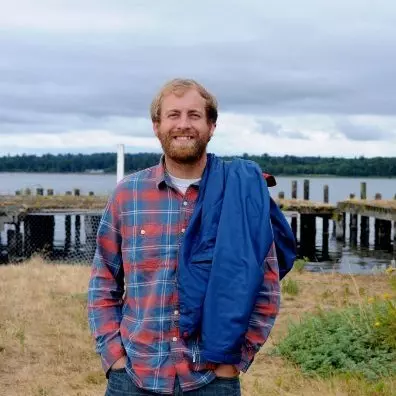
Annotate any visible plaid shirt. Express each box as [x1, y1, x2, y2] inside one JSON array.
[[88, 159, 280, 394]]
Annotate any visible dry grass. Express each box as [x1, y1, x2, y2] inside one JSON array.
[[0, 258, 394, 395], [0, 195, 108, 214]]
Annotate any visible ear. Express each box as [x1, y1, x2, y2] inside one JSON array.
[[209, 122, 216, 138]]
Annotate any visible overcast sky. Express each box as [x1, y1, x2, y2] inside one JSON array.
[[1, 0, 396, 157]]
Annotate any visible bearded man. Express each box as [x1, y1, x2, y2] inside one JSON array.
[[88, 79, 280, 396]]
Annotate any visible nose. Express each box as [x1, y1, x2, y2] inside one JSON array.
[[175, 113, 191, 130]]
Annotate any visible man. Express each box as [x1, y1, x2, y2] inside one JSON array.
[[88, 78, 280, 395]]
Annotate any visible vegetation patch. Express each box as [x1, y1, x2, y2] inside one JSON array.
[[281, 278, 300, 296], [275, 297, 396, 380]]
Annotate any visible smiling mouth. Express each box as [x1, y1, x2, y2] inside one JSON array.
[[173, 136, 194, 140]]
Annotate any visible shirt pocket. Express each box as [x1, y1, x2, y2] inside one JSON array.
[[122, 223, 166, 268]]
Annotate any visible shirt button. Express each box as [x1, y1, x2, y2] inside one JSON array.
[[183, 201, 188, 206], [140, 229, 146, 235], [174, 310, 179, 315], [181, 228, 185, 233], [172, 337, 178, 342]]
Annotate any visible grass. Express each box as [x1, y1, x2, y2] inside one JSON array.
[[0, 257, 395, 395], [281, 278, 300, 296]]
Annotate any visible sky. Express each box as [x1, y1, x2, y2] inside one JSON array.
[[1, 0, 396, 158]]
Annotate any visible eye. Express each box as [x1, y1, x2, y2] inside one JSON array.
[[190, 113, 201, 119], [168, 112, 179, 119]]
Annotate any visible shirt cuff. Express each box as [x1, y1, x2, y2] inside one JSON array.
[[235, 342, 258, 373]]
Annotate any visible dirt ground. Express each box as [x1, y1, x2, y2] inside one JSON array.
[[0, 257, 394, 396]]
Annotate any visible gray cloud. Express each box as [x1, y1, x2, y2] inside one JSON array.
[[281, 130, 309, 140], [256, 120, 282, 135], [1, 0, 396, 142], [335, 119, 395, 141], [256, 119, 308, 140]]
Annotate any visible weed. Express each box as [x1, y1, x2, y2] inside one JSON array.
[[15, 327, 26, 350], [281, 278, 299, 296], [36, 386, 50, 396], [293, 258, 308, 274], [275, 298, 396, 380]]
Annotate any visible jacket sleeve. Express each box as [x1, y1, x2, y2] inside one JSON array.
[[236, 243, 280, 372], [87, 190, 125, 375]]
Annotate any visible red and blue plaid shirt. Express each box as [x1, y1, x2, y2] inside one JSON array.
[[88, 159, 280, 394]]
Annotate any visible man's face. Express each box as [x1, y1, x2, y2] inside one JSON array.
[[153, 89, 216, 164]]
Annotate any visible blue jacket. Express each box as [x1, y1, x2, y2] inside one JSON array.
[[178, 154, 274, 364]]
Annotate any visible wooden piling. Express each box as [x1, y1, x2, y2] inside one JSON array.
[[374, 193, 382, 249], [360, 182, 367, 200], [278, 191, 285, 200], [75, 215, 81, 250], [36, 188, 44, 196], [47, 189, 54, 196], [303, 180, 310, 201], [7, 229, 17, 258], [291, 181, 297, 199], [89, 191, 95, 196], [24, 188, 31, 196], [323, 185, 329, 204], [24, 215, 55, 258], [394, 194, 396, 248], [65, 191, 72, 196], [322, 216, 330, 259], [360, 182, 369, 247], [360, 216, 370, 247], [350, 213, 358, 246], [291, 215, 297, 241], [64, 215, 71, 255], [73, 189, 80, 196], [377, 220, 392, 250], [300, 214, 316, 258], [15, 221, 22, 257]]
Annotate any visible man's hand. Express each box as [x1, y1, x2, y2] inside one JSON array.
[[111, 356, 127, 370], [214, 364, 240, 378]]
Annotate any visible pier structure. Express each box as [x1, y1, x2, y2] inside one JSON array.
[[0, 181, 395, 264], [0, 189, 106, 264], [276, 180, 395, 259]]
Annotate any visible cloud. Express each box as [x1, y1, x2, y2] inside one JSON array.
[[1, 0, 396, 156], [255, 119, 308, 140], [335, 118, 396, 141]]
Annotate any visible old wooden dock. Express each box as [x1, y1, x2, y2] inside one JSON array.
[[0, 181, 395, 264]]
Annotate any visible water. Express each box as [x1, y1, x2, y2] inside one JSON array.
[[1, 172, 395, 273]]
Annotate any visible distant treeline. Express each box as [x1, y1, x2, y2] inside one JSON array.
[[1, 153, 395, 177]]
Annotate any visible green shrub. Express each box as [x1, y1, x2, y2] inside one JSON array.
[[281, 278, 299, 296], [293, 258, 308, 273], [275, 299, 396, 380]]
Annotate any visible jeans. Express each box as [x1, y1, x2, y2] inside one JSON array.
[[105, 368, 241, 396]]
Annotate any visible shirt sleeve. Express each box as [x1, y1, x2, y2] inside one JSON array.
[[236, 243, 281, 372], [87, 190, 126, 375]]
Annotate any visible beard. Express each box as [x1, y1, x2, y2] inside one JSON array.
[[157, 128, 211, 164]]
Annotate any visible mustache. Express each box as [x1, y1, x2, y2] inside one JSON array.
[[169, 129, 198, 138]]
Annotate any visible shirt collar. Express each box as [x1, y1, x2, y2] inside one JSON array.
[[154, 155, 202, 190], [154, 155, 167, 189]]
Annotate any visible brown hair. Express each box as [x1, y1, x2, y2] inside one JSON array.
[[150, 78, 218, 124]]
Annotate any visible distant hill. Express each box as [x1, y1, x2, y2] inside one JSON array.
[[0, 152, 395, 177]]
